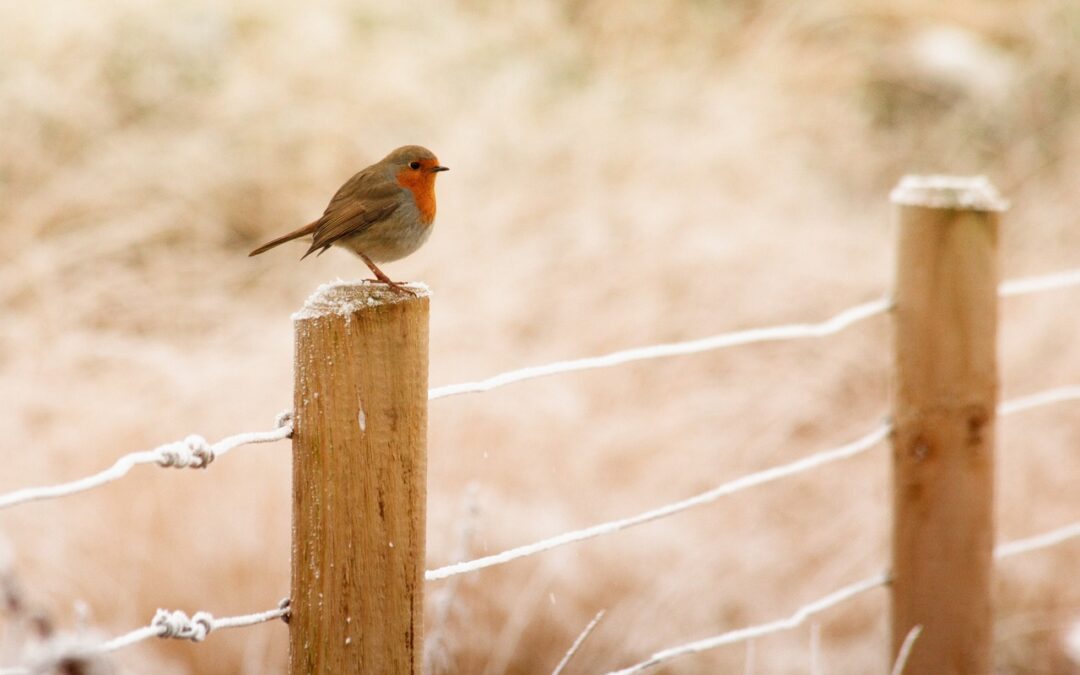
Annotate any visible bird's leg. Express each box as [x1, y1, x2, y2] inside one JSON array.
[[358, 252, 417, 296]]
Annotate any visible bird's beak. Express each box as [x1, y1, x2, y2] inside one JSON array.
[[431, 166, 449, 173]]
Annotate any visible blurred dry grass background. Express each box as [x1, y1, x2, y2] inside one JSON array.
[[1, 0, 1079, 672]]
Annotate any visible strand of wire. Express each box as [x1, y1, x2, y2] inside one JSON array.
[[998, 267, 1080, 297], [428, 297, 890, 400], [428, 267, 1080, 401], [606, 517, 1080, 674], [0, 600, 290, 675], [994, 520, 1080, 558], [997, 385, 1080, 415], [608, 573, 890, 675], [427, 384, 1078, 581], [426, 425, 890, 580], [0, 412, 292, 511]]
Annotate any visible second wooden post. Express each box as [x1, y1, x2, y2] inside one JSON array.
[[889, 175, 1005, 675], [291, 282, 430, 674]]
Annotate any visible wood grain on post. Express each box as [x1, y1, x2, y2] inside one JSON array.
[[290, 281, 430, 674], [889, 176, 1006, 675]]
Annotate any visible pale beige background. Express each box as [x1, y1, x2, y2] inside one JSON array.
[[1, 1, 1078, 673]]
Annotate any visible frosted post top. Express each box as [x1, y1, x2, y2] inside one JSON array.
[[292, 280, 431, 321], [890, 175, 1008, 212]]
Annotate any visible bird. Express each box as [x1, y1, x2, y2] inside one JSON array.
[[249, 145, 448, 294]]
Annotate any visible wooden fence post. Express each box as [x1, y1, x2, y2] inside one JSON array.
[[889, 176, 1006, 675], [290, 282, 430, 674]]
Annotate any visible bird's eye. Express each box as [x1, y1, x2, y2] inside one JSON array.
[[409, 161, 421, 170]]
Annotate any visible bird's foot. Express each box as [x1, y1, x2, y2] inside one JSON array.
[[367, 276, 419, 296], [359, 254, 419, 296]]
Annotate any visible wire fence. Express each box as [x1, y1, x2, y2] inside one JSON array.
[[3, 268, 1075, 516], [1, 266, 1079, 673]]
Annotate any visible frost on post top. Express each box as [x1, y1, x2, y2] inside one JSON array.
[[291, 279, 431, 321], [889, 175, 1009, 212]]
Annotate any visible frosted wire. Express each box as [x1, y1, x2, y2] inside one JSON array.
[[997, 386, 1080, 415], [0, 422, 292, 510], [0, 603, 289, 675], [96, 604, 291, 654], [427, 298, 891, 400], [998, 267, 1080, 297], [427, 383, 1079, 581], [607, 516, 1080, 674], [995, 521, 1080, 559], [429, 267, 1080, 401], [425, 425, 891, 580], [606, 573, 891, 675]]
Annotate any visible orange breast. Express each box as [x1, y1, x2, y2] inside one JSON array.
[[395, 169, 437, 224]]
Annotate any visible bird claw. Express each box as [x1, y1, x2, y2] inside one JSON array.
[[387, 281, 419, 297], [368, 278, 419, 296]]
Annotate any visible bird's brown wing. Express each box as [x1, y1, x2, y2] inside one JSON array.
[[301, 173, 403, 258]]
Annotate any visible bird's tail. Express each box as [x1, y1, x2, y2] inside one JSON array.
[[248, 221, 319, 257]]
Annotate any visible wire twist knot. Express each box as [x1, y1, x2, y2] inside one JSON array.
[[152, 609, 214, 642], [275, 410, 295, 437], [156, 435, 214, 469]]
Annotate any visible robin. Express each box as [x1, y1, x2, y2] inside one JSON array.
[[249, 145, 448, 294]]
